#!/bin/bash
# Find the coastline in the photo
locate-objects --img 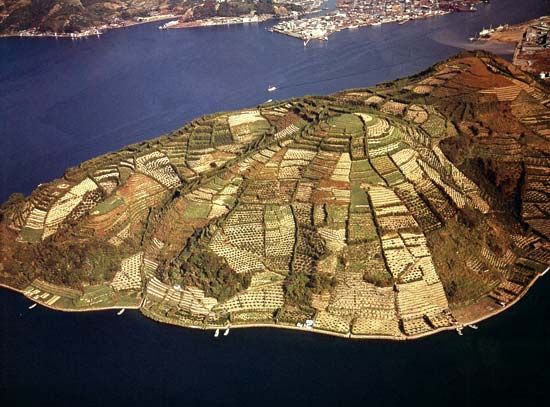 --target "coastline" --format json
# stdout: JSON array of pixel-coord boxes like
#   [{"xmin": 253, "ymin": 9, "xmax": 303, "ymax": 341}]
[
  {"xmin": 270, "ymin": 10, "xmax": 452, "ymax": 42},
  {"xmin": 166, "ymin": 14, "xmax": 276, "ymax": 31},
  {"xmin": 131, "ymin": 269, "xmax": 548, "ymax": 341},
  {"xmin": 0, "ymin": 15, "xmax": 181, "ymax": 39},
  {"xmin": 0, "ymin": 2, "xmax": 482, "ymax": 41},
  {"xmin": 0, "ymin": 282, "xmax": 141, "ymax": 313},
  {"xmin": 6, "ymin": 269, "xmax": 542, "ymax": 341}
]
